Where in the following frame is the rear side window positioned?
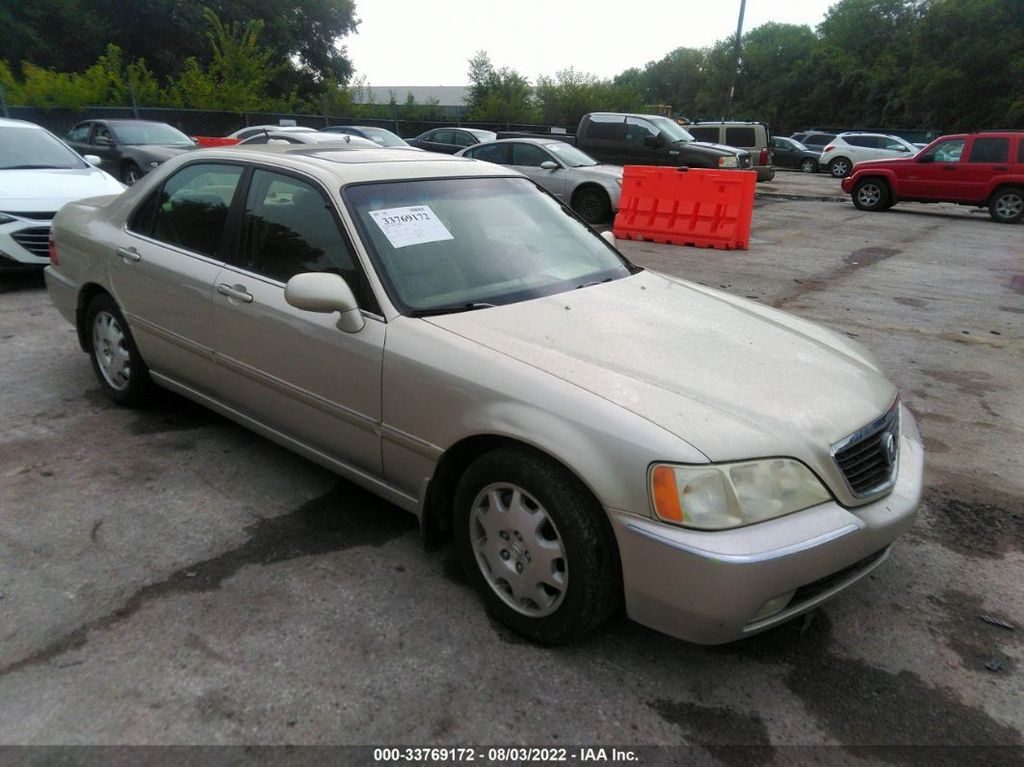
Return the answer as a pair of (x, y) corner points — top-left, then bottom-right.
(845, 136), (876, 148)
(428, 130), (453, 144)
(586, 115), (623, 140)
(133, 162), (244, 259)
(968, 137), (1009, 163)
(725, 127), (756, 147)
(467, 143), (512, 164)
(688, 127), (719, 143)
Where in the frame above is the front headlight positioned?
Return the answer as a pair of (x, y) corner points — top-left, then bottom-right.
(650, 459), (831, 530)
(0, 213), (17, 226)
(717, 156), (739, 168)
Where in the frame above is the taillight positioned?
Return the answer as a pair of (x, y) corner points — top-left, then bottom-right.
(48, 233), (59, 266)
(759, 148), (769, 165)
(823, 145), (835, 153)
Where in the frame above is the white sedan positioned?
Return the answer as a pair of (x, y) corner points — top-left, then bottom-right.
(0, 118), (124, 268)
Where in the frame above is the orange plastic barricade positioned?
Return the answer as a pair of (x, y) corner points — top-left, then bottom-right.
(192, 136), (241, 147)
(613, 166), (756, 250)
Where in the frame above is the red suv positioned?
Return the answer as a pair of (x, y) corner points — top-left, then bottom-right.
(841, 132), (1024, 223)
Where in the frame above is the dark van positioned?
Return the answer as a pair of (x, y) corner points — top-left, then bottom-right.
(575, 113), (752, 172)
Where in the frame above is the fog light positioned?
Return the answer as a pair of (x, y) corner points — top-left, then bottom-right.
(750, 590), (795, 622)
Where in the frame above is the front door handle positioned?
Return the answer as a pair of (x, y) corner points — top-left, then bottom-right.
(116, 246), (141, 262)
(217, 283), (254, 303)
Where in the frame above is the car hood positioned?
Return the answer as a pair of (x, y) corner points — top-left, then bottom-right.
(129, 145), (196, 161)
(425, 270), (895, 468)
(686, 141), (748, 157)
(0, 167), (125, 209)
(850, 156), (917, 171)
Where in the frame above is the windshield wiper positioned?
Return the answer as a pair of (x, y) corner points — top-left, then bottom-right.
(575, 277), (614, 290)
(410, 302), (496, 317)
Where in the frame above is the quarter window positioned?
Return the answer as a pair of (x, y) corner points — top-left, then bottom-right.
(136, 162), (244, 258)
(240, 170), (373, 309)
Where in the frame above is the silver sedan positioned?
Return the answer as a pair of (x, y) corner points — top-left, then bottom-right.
(45, 145), (922, 645)
(457, 138), (622, 224)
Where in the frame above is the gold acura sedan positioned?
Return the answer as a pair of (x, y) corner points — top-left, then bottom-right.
(45, 145), (923, 644)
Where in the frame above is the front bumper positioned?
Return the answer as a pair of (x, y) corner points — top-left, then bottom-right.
(608, 406), (924, 644)
(840, 177), (855, 193)
(0, 218), (52, 266)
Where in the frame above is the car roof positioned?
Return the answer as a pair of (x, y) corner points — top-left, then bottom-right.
(0, 118), (44, 130)
(194, 145), (516, 184)
(477, 137), (572, 148)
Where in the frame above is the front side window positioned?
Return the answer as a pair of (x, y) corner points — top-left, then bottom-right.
(93, 124), (114, 145)
(240, 170), (373, 308)
(546, 143), (597, 167)
(137, 163), (244, 258)
(968, 137), (1009, 163)
(511, 143), (551, 167)
(625, 117), (659, 145)
(345, 177), (633, 314)
(928, 139), (965, 163)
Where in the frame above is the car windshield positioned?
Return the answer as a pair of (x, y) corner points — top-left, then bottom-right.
(0, 126), (87, 170)
(650, 117), (695, 142)
(345, 177), (633, 315)
(110, 124), (193, 146)
(546, 143), (598, 167)
(358, 128), (406, 147)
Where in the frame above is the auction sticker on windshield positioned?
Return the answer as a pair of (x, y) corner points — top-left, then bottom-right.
(369, 205), (453, 249)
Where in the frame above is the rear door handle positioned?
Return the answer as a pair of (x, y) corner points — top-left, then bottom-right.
(217, 283), (254, 303)
(116, 246), (141, 262)
(994, 166), (1009, 171)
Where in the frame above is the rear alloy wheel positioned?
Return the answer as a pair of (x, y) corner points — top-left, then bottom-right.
(86, 293), (154, 406)
(799, 158), (818, 173)
(572, 187), (612, 225)
(454, 446), (620, 644)
(828, 157), (852, 178)
(989, 187), (1023, 224)
(852, 178), (891, 212)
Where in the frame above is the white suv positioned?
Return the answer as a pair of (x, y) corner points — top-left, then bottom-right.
(819, 133), (919, 178)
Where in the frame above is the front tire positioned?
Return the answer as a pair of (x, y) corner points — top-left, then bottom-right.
(852, 178), (891, 212)
(828, 157), (852, 178)
(122, 161), (142, 185)
(454, 446), (621, 644)
(572, 187), (612, 225)
(86, 293), (154, 406)
(799, 157), (817, 173)
(989, 187), (1023, 224)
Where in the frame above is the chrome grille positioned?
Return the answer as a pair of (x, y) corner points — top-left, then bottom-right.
(11, 226), (51, 258)
(832, 400), (900, 498)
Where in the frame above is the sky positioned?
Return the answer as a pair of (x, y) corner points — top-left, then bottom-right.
(342, 0), (839, 87)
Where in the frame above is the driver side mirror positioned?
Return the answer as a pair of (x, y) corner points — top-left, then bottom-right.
(540, 160), (558, 170)
(284, 272), (365, 333)
(83, 154), (102, 166)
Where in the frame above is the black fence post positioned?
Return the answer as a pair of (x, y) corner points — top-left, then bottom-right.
(129, 82), (139, 119)
(0, 83), (9, 118)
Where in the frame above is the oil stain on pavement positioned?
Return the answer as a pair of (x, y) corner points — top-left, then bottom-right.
(0, 481), (416, 678)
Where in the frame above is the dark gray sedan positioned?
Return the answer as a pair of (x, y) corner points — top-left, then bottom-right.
(769, 136), (821, 173)
(65, 120), (197, 184)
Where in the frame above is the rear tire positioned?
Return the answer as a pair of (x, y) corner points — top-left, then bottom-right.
(828, 157), (852, 178)
(454, 446), (621, 644)
(851, 178), (891, 212)
(989, 187), (1023, 224)
(86, 293), (154, 406)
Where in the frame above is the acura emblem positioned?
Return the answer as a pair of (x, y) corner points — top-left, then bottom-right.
(883, 432), (897, 466)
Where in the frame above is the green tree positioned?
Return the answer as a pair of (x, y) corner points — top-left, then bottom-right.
(465, 51), (537, 124)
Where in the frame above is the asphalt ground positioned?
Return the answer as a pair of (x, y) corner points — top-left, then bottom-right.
(0, 170), (1021, 758)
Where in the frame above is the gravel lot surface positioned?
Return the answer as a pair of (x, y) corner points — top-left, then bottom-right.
(0, 171), (1021, 756)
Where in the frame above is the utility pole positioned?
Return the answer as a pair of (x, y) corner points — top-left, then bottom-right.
(724, 0), (747, 120)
